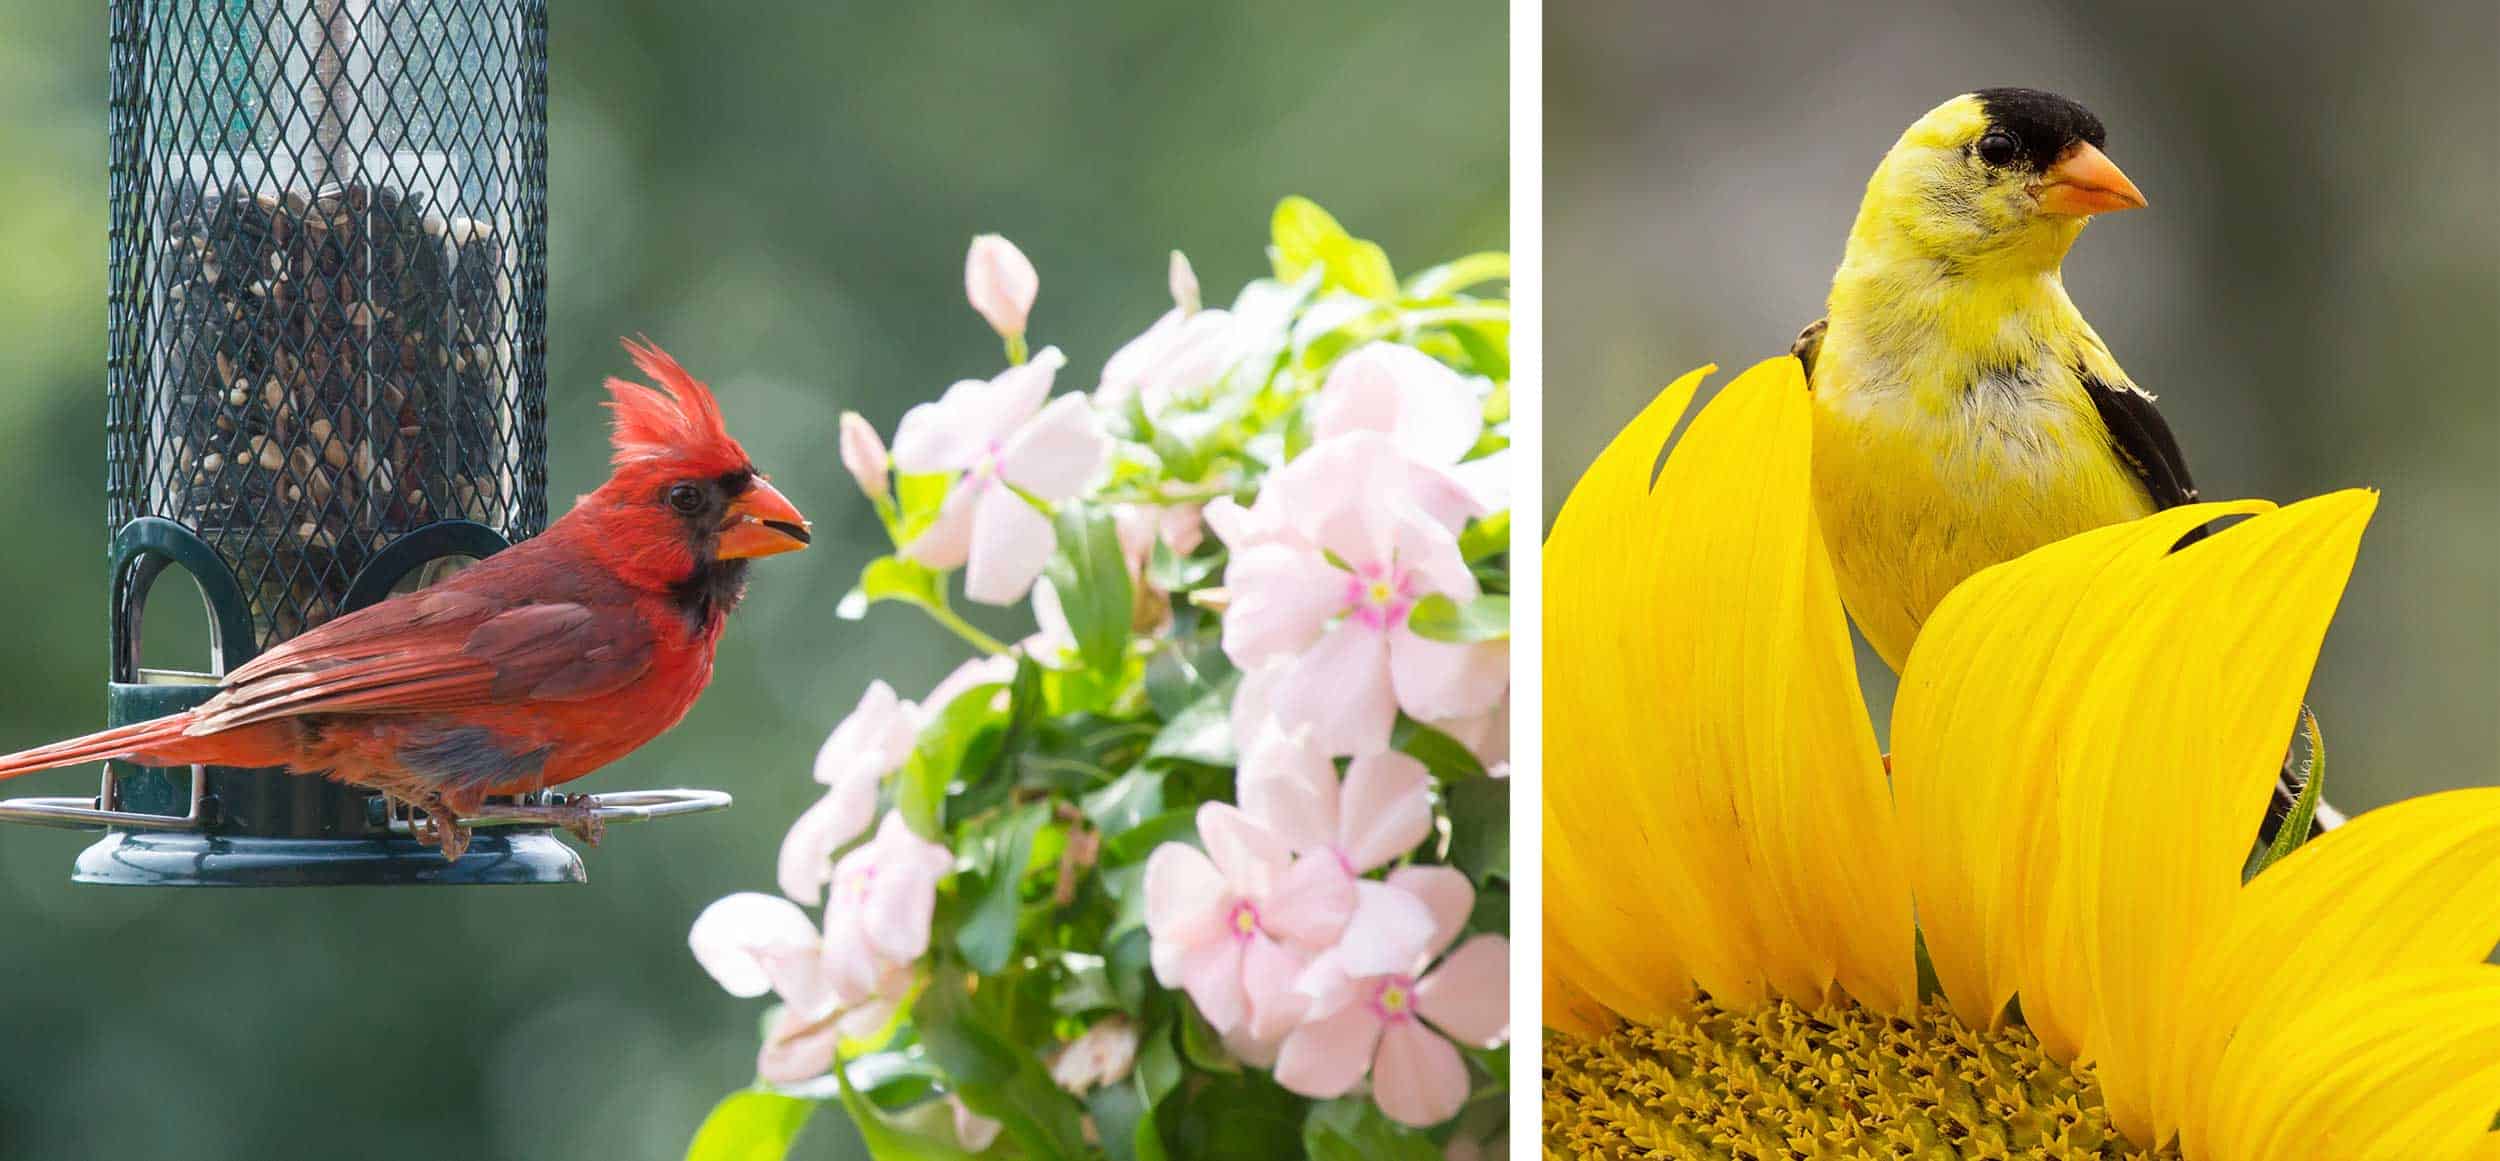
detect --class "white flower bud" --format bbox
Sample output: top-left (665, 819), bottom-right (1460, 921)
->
top-left (839, 411), bottom-right (889, 500)
top-left (1168, 250), bottom-right (1201, 315)
top-left (964, 234), bottom-right (1038, 339)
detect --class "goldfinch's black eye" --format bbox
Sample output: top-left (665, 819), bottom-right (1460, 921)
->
top-left (668, 483), bottom-right (705, 515)
top-left (1976, 130), bottom-right (2020, 168)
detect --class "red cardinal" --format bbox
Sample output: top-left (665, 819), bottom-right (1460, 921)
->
top-left (0, 339), bottom-right (812, 858)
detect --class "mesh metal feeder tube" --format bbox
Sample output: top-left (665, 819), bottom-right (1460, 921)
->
top-left (74, 0), bottom-right (566, 884)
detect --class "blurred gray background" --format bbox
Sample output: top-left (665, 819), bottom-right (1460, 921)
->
top-left (1549, 0), bottom-right (2498, 809)
top-left (0, 3), bottom-right (1504, 1158)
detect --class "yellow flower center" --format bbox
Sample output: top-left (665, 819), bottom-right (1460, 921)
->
top-left (1379, 984), bottom-right (1410, 1013)
top-left (1231, 906), bottom-right (1258, 935)
top-left (1544, 997), bottom-right (2176, 1159)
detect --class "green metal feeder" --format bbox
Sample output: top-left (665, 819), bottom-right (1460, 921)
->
top-left (0, 0), bottom-right (724, 885)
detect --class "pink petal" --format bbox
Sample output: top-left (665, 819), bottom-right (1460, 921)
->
top-left (1219, 543), bottom-right (1350, 667)
top-left (1203, 495), bottom-right (1296, 552)
top-left (1448, 448), bottom-right (1511, 512)
top-left (1314, 343), bottom-right (1483, 467)
top-left (1222, 1021), bottom-right (1287, 1069)
top-left (1027, 577), bottom-right (1078, 658)
top-left (1000, 393), bottom-right (1107, 501)
top-left (757, 1004), bottom-right (842, 1085)
top-left (814, 679), bottom-right (918, 787)
top-left (1273, 1005), bottom-right (1385, 1099)
top-left (1144, 842), bottom-right (1230, 948)
top-left (1270, 624), bottom-right (1398, 758)
top-left (888, 379), bottom-right (999, 473)
top-left (819, 916), bottom-right (887, 1005)
top-left (1230, 661), bottom-right (1289, 744)
top-left (1242, 935), bottom-right (1314, 1040)
top-left (1259, 852), bottom-right (1356, 951)
top-left (1386, 865), bottom-right (1476, 956)
top-left (950, 1096), bottom-right (1004, 1152)
top-left (1336, 751), bottom-right (1434, 872)
top-left (1177, 934), bottom-right (1249, 1032)
top-left (836, 983), bottom-right (906, 1040)
top-left (1388, 632), bottom-right (1508, 723)
top-left (1392, 504), bottom-right (1479, 600)
top-left (902, 480), bottom-right (978, 571)
top-left (963, 484), bottom-right (1055, 606)
top-left (775, 783), bottom-right (874, 906)
top-left (1417, 935), bottom-right (1510, 1048)
top-left (1197, 802), bottom-right (1291, 899)
top-left (688, 893), bottom-right (822, 1000)
top-left (1402, 460), bottom-right (1488, 533)
top-left (1372, 1022), bottom-right (1469, 1128)
top-left (1160, 502), bottom-right (1206, 555)
top-left (988, 347), bottom-right (1065, 427)
top-left (1334, 880), bottom-right (1437, 978)
top-left (1095, 309), bottom-right (1184, 414)
top-left (1429, 697), bottom-right (1509, 769)
top-left (1262, 434), bottom-right (1404, 569)
top-left (1236, 726), bottom-right (1340, 854)
top-left (923, 654), bottom-right (1016, 715)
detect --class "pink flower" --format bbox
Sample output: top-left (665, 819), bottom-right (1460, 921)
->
top-left (1168, 250), bottom-right (1201, 314)
top-left (819, 812), bottom-right (954, 1005)
top-left (964, 234), bottom-right (1038, 339)
top-left (1213, 432), bottom-right (1506, 755)
top-left (1431, 693), bottom-right (1510, 773)
top-left (1239, 735), bottom-right (1436, 876)
top-left (688, 892), bottom-right (904, 1085)
top-left (1144, 803), bottom-right (1356, 1037)
top-left (778, 680), bottom-right (923, 905)
top-left (892, 349), bottom-right (1107, 605)
top-left (1275, 866), bottom-right (1510, 1128)
top-left (1048, 1015), bottom-right (1141, 1094)
top-left (1313, 344), bottom-right (1484, 467)
top-left (839, 411), bottom-right (889, 500)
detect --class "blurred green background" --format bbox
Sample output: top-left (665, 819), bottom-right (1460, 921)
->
top-left (0, 3), bottom-right (1504, 1158)
top-left (1547, 0), bottom-right (2497, 810)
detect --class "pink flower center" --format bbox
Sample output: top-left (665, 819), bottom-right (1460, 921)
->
top-left (841, 864), bottom-right (880, 904)
top-left (1226, 900), bottom-right (1261, 942)
top-left (968, 438), bottom-right (1006, 487)
top-left (1342, 561), bottom-right (1419, 631)
top-left (1367, 974), bottom-right (1420, 1024)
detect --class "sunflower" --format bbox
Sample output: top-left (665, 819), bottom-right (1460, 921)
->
top-left (1542, 356), bottom-right (2500, 1161)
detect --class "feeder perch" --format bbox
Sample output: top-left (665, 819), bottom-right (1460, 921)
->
top-left (0, 0), bottom-right (725, 885)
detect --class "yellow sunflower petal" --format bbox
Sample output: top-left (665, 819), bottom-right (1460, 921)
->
top-left (1893, 500), bottom-right (2271, 1034)
top-left (1546, 357), bottom-right (1915, 1018)
top-left (2050, 491), bottom-right (2376, 1145)
top-left (2172, 787), bottom-right (2500, 1157)
top-left (1545, 366), bottom-right (1731, 1018)
top-left (2205, 966), bottom-right (2500, 1161)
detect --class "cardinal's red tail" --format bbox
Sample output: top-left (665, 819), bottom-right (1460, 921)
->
top-left (0, 713), bottom-right (199, 782)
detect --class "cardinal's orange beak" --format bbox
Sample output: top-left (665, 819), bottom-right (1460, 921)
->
top-left (2035, 142), bottom-right (2148, 217)
top-left (718, 476), bottom-right (812, 559)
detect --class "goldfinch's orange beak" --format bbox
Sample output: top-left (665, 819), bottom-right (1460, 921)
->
top-left (2035, 142), bottom-right (2148, 217)
top-left (717, 477), bottom-right (812, 559)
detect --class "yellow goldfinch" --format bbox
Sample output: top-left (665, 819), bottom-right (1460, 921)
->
top-left (1802, 88), bottom-right (2331, 836)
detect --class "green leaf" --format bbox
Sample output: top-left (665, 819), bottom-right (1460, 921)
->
top-left (1154, 1067), bottom-right (1308, 1161)
top-left (2249, 705), bottom-right (2326, 878)
top-left (895, 472), bottom-right (955, 543)
top-left (833, 1062), bottom-right (979, 1161)
top-left (1457, 510), bottom-right (1509, 563)
top-left (1445, 775), bottom-right (1509, 879)
top-left (1175, 1000), bottom-right (1238, 1074)
top-left (685, 1090), bottom-right (815, 1161)
top-left (1402, 252), bottom-right (1510, 300)
top-left (1448, 320), bottom-right (1510, 382)
top-left (1044, 503), bottom-right (1135, 679)
top-left (957, 803), bottom-right (1049, 974)
top-left (1405, 593), bottom-right (1509, 644)
top-left (1394, 717), bottom-right (1489, 782)
top-left (898, 681), bottom-right (1011, 835)
top-left (1302, 1096), bottom-right (1442, 1161)
top-left (839, 555), bottom-right (947, 621)
top-left (1268, 197), bottom-right (1396, 300)
top-left (915, 967), bottom-right (1093, 1159)
top-left (1146, 688), bottom-right (1236, 768)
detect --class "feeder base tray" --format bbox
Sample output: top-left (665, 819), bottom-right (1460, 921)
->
top-left (74, 829), bottom-right (584, 887)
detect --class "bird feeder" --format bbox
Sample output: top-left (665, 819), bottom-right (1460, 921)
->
top-left (0, 0), bottom-right (724, 885)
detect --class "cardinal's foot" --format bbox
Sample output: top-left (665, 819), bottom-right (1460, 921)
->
top-left (552, 796), bottom-right (606, 847)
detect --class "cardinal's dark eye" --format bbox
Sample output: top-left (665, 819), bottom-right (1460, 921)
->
top-left (667, 483), bottom-right (705, 515)
top-left (1976, 130), bottom-right (2020, 168)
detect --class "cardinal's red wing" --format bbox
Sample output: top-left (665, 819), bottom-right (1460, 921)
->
top-left (187, 587), bottom-right (655, 735)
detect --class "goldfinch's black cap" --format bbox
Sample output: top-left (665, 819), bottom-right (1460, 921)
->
top-left (1972, 88), bottom-right (2107, 169)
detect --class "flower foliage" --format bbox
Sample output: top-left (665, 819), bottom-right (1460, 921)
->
top-left (687, 199), bottom-right (1510, 1160)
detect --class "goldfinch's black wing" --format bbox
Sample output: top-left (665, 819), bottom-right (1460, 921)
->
top-left (2080, 370), bottom-right (2198, 510)
top-left (1791, 318), bottom-right (1828, 380)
